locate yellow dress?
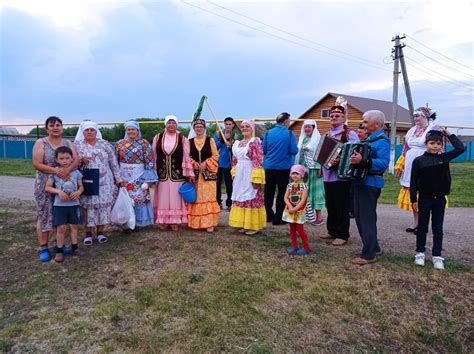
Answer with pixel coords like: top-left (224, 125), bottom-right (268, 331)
top-left (228, 138), bottom-right (266, 231)
top-left (187, 136), bottom-right (221, 229)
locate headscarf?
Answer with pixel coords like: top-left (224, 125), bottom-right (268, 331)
top-left (164, 115), bottom-right (178, 125)
top-left (295, 119), bottom-right (321, 166)
top-left (413, 106), bottom-right (436, 120)
top-left (290, 164), bottom-right (306, 177)
top-left (124, 120), bottom-right (141, 139)
top-left (74, 120), bottom-right (102, 142)
top-left (240, 119), bottom-right (255, 131)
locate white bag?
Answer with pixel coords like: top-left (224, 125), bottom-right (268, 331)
top-left (110, 187), bottom-right (136, 230)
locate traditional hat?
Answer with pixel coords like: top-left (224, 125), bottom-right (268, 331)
top-left (414, 106), bottom-right (436, 120)
top-left (193, 118), bottom-right (206, 127)
top-left (330, 105), bottom-right (345, 115)
top-left (290, 164), bottom-right (306, 176)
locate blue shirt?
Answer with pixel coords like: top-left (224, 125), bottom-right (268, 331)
top-left (357, 130), bottom-right (390, 188)
top-left (262, 124), bottom-right (298, 169)
top-left (214, 131), bottom-right (236, 169)
top-left (49, 170), bottom-right (83, 206)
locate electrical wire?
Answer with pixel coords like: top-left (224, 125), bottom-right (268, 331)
top-left (405, 33), bottom-right (474, 71)
top-left (405, 56), bottom-right (473, 89)
top-left (180, 0), bottom-right (392, 72)
top-left (206, 0), bottom-right (388, 70)
top-left (405, 44), bottom-right (474, 80)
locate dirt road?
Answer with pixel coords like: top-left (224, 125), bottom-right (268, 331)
top-left (0, 175), bottom-right (472, 263)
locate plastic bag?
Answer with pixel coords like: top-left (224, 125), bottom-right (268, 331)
top-left (110, 187), bottom-right (136, 230)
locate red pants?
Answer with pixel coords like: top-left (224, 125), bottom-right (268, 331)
top-left (289, 223), bottom-right (309, 250)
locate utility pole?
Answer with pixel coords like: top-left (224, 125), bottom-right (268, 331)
top-left (398, 38), bottom-right (415, 124)
top-left (389, 34), bottom-right (401, 174)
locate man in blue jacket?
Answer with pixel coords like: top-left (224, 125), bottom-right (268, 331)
top-left (262, 112), bottom-right (299, 225)
top-left (349, 110), bottom-right (390, 265)
top-left (213, 117), bottom-right (240, 210)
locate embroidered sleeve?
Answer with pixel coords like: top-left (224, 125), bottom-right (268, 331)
top-left (206, 138), bottom-right (219, 174)
top-left (105, 141), bottom-right (122, 183)
top-left (182, 136), bottom-right (194, 177)
top-left (247, 139), bottom-right (263, 168)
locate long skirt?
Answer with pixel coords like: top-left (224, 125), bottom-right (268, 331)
top-left (187, 175), bottom-right (220, 229)
top-left (153, 180), bottom-right (188, 224)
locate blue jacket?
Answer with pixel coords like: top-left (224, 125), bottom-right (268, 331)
top-left (213, 131), bottom-right (233, 168)
top-left (262, 124), bottom-right (298, 169)
top-left (357, 130), bottom-right (390, 188)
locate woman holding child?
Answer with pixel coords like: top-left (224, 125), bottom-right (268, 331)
top-left (32, 116), bottom-right (79, 262)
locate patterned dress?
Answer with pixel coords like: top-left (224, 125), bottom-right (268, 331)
top-left (115, 138), bottom-right (158, 227)
top-left (298, 135), bottom-right (325, 214)
top-left (229, 138), bottom-right (266, 231)
top-left (187, 136), bottom-right (221, 229)
top-left (75, 139), bottom-right (122, 227)
top-left (34, 138), bottom-right (73, 232)
top-left (282, 181), bottom-right (308, 224)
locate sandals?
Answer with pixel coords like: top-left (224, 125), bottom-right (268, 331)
top-left (83, 236), bottom-right (93, 246)
top-left (96, 234), bottom-right (108, 244)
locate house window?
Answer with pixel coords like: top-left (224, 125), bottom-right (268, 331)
top-left (321, 109), bottom-right (330, 118)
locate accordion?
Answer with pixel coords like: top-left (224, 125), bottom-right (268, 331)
top-left (314, 136), bottom-right (344, 169)
top-left (337, 143), bottom-right (371, 181)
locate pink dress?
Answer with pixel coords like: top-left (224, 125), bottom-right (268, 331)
top-left (152, 132), bottom-right (193, 224)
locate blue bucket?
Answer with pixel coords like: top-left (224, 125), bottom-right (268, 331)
top-left (178, 182), bottom-right (196, 203)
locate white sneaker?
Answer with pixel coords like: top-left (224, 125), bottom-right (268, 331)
top-left (432, 256), bottom-right (445, 270)
top-left (414, 252), bottom-right (425, 266)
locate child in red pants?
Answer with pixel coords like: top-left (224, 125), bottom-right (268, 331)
top-left (283, 164), bottom-right (311, 255)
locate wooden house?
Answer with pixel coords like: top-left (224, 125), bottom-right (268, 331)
top-left (290, 92), bottom-right (413, 142)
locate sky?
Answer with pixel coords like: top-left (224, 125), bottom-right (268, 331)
top-left (1, 0), bottom-right (473, 134)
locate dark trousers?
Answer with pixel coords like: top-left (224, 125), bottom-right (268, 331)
top-left (264, 169), bottom-right (290, 223)
top-left (324, 181), bottom-right (351, 240)
top-left (354, 184), bottom-right (381, 260)
top-left (216, 167), bottom-right (233, 208)
top-left (416, 195), bottom-right (446, 257)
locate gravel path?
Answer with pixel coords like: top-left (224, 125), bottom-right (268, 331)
top-left (1, 175), bottom-right (472, 264)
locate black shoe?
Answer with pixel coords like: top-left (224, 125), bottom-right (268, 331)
top-left (272, 220), bottom-right (288, 226)
top-left (406, 227), bottom-right (417, 233)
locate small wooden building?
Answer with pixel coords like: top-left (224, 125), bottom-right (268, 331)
top-left (290, 92), bottom-right (412, 141)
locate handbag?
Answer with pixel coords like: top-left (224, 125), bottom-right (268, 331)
top-left (82, 168), bottom-right (99, 196)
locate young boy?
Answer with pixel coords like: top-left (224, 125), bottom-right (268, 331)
top-left (410, 129), bottom-right (465, 269)
top-left (45, 146), bottom-right (85, 263)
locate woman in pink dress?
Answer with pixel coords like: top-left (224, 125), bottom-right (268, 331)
top-left (152, 115), bottom-right (194, 231)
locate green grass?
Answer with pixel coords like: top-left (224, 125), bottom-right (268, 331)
top-left (379, 161), bottom-right (474, 207)
top-left (0, 158), bottom-right (35, 177)
top-left (0, 199), bottom-right (472, 352)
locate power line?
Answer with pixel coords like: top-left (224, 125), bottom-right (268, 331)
top-left (405, 33), bottom-right (474, 71)
top-left (405, 44), bottom-right (474, 80)
top-left (207, 0), bottom-right (388, 70)
top-left (181, 0), bottom-right (392, 72)
top-left (405, 56), bottom-right (473, 89)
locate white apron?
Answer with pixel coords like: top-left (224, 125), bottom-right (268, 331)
top-left (231, 138), bottom-right (257, 202)
top-left (400, 124), bottom-right (433, 187)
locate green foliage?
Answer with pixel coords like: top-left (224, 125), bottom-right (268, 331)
top-left (27, 127), bottom-right (47, 136)
top-left (264, 122), bottom-right (276, 130)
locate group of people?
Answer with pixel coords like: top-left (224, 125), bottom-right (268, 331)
top-left (32, 102), bottom-right (465, 269)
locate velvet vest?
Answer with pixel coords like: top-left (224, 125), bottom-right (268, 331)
top-left (155, 133), bottom-right (184, 182)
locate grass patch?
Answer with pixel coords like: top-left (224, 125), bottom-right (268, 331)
top-left (378, 161), bottom-right (473, 207)
top-left (0, 158), bottom-right (35, 177)
top-left (0, 200), bottom-right (472, 352)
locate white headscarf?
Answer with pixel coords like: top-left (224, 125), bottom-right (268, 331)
top-left (295, 119), bottom-right (321, 168)
top-left (164, 115), bottom-right (178, 125)
top-left (74, 120), bottom-right (103, 142)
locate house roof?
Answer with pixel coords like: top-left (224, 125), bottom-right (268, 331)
top-left (300, 92), bottom-right (413, 124)
top-left (0, 127), bottom-right (20, 135)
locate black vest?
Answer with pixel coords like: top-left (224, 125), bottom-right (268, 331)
top-left (155, 133), bottom-right (184, 182)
